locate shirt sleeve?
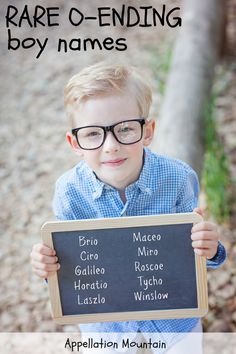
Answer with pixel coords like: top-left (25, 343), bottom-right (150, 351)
top-left (52, 179), bottom-right (75, 220)
top-left (176, 167), bottom-right (200, 213)
top-left (206, 241), bottom-right (227, 269)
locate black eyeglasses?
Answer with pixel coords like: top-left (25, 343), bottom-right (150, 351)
top-left (72, 118), bottom-right (146, 150)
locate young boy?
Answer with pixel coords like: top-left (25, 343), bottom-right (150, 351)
top-left (31, 62), bottom-right (226, 353)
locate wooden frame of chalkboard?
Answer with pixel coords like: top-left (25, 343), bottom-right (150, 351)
top-left (41, 212), bottom-right (208, 325)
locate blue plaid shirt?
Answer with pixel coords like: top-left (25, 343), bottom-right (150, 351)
top-left (53, 148), bottom-right (226, 336)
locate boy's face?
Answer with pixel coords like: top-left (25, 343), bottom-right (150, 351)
top-left (67, 93), bottom-right (155, 190)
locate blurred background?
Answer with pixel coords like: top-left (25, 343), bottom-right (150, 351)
top-left (0, 0), bottom-right (236, 337)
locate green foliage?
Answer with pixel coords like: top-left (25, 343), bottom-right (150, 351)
top-left (202, 96), bottom-right (230, 223)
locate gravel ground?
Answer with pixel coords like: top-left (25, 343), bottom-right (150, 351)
top-left (0, 0), bottom-right (235, 344)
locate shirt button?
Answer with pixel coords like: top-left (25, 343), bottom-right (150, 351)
top-left (92, 191), bottom-right (100, 198)
top-left (145, 188), bottom-right (151, 193)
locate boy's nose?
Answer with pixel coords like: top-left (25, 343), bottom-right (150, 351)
top-left (103, 131), bottom-right (120, 153)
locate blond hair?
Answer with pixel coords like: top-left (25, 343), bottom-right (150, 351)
top-left (64, 62), bottom-right (152, 126)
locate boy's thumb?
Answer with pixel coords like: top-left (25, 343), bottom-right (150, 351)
top-left (193, 207), bottom-right (204, 217)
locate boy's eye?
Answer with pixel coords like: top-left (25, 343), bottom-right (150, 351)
top-left (79, 128), bottom-right (103, 139)
top-left (86, 131), bottom-right (101, 137)
top-left (118, 126), bottom-right (133, 133)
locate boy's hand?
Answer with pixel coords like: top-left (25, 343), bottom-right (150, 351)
top-left (191, 208), bottom-right (219, 259)
top-left (30, 243), bottom-right (60, 278)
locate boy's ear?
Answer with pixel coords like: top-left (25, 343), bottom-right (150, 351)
top-left (66, 132), bottom-right (84, 157)
top-left (143, 119), bottom-right (156, 146)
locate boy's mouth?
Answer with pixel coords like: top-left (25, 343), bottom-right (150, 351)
top-left (102, 158), bottom-right (127, 167)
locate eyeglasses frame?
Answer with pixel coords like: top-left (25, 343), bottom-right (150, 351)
top-left (71, 118), bottom-right (146, 150)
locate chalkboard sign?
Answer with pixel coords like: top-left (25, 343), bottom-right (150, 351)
top-left (41, 213), bottom-right (208, 324)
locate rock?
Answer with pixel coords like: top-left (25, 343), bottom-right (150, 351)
top-left (208, 271), bottom-right (230, 292)
top-left (36, 320), bottom-right (58, 332)
top-left (63, 325), bottom-right (80, 332)
top-left (215, 284), bottom-right (235, 300)
top-left (232, 312), bottom-right (236, 323)
top-left (208, 319), bottom-right (231, 332)
top-left (208, 295), bottom-right (217, 307)
top-left (0, 312), bottom-right (15, 329)
top-left (231, 275), bottom-right (236, 287)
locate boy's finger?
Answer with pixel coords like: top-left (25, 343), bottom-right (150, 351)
top-left (31, 260), bottom-right (60, 271)
top-left (193, 207), bottom-right (204, 217)
top-left (191, 230), bottom-right (219, 241)
top-left (31, 251), bottom-right (58, 264)
top-left (192, 240), bottom-right (216, 249)
top-left (33, 243), bottom-right (56, 256)
top-left (191, 221), bottom-right (217, 233)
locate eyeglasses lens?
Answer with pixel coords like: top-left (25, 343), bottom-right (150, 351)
top-left (75, 120), bottom-right (143, 150)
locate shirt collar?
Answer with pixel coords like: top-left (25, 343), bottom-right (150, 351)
top-left (85, 147), bottom-right (159, 200)
top-left (87, 168), bottom-right (106, 200)
top-left (126, 147), bottom-right (155, 195)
